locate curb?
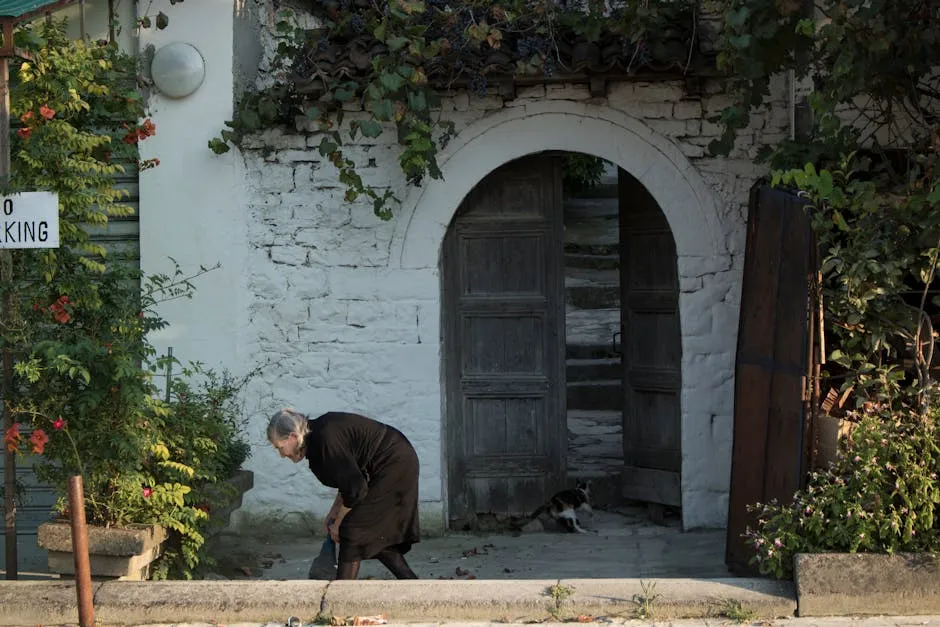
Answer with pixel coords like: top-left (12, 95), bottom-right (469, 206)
top-left (794, 553), bottom-right (940, 616)
top-left (0, 578), bottom-right (794, 626)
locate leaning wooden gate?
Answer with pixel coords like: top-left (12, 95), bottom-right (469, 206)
top-left (726, 185), bottom-right (820, 574)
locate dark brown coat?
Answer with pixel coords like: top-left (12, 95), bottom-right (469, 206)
top-left (305, 412), bottom-right (420, 562)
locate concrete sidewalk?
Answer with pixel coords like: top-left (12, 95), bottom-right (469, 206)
top-left (0, 578), bottom-right (796, 626)
top-left (205, 509), bottom-right (730, 581)
top-left (138, 619), bottom-right (940, 627)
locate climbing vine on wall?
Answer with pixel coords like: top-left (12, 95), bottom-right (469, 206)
top-left (714, 0), bottom-right (940, 403)
top-left (208, 0), bottom-right (701, 219)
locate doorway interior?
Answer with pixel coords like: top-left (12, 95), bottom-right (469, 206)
top-left (442, 152), bottom-right (682, 530)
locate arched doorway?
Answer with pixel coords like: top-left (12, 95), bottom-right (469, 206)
top-left (391, 101), bottom-right (733, 529)
top-left (441, 152), bottom-right (682, 526)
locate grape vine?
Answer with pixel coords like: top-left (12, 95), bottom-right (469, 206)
top-left (208, 0), bottom-right (702, 219)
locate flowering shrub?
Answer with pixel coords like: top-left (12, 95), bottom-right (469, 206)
top-left (746, 400), bottom-right (940, 579)
top-left (0, 19), bottom-right (252, 579)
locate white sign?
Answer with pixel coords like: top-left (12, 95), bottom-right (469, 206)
top-left (0, 191), bottom-right (60, 249)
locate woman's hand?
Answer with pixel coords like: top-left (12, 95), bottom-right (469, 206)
top-left (328, 517), bottom-right (341, 543)
top-left (324, 493), bottom-right (343, 535)
top-left (328, 504), bottom-right (352, 543)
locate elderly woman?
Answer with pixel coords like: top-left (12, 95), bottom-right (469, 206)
top-left (267, 408), bottom-right (421, 580)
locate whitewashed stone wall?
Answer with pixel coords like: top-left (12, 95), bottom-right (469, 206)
top-left (231, 82), bottom-right (787, 529)
top-left (227, 65), bottom-right (790, 533)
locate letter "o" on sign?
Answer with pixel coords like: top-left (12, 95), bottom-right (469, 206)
top-left (3, 199), bottom-right (11, 216)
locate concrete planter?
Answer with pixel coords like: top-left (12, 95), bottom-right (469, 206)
top-left (36, 469), bottom-right (254, 580)
top-left (203, 469), bottom-right (254, 540)
top-left (37, 522), bottom-right (168, 581)
top-left (794, 552), bottom-right (940, 616)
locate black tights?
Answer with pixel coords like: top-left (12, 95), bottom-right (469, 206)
top-left (336, 549), bottom-right (418, 580)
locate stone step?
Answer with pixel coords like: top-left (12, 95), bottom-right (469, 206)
top-left (565, 253), bottom-right (620, 270)
top-left (563, 195), bottom-right (619, 218)
top-left (565, 266), bottom-right (619, 285)
top-left (566, 357), bottom-right (622, 382)
top-left (564, 242), bottom-right (619, 256)
top-left (567, 284), bottom-right (620, 309)
top-left (565, 181), bottom-right (619, 200)
top-left (566, 308), bottom-right (620, 347)
top-left (566, 343), bottom-right (619, 360)
top-left (567, 379), bottom-right (623, 411)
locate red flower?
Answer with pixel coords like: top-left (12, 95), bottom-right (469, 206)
top-left (122, 131), bottom-right (139, 145)
top-left (17, 128), bottom-right (31, 140)
top-left (142, 487), bottom-right (153, 498)
top-left (138, 157), bottom-right (160, 171)
top-left (139, 118), bottom-right (156, 138)
top-left (53, 417), bottom-right (66, 431)
top-left (29, 429), bottom-right (49, 455)
top-left (39, 105), bottom-right (55, 120)
top-left (3, 423), bottom-right (22, 453)
top-left (19, 111), bottom-right (33, 123)
top-left (49, 295), bottom-right (71, 324)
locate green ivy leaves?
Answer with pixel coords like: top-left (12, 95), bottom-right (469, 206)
top-left (208, 1), bottom-right (691, 219)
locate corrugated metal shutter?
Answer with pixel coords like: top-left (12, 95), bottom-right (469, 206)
top-left (1, 166), bottom-right (139, 548)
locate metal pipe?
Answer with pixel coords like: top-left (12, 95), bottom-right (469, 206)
top-left (67, 475), bottom-right (95, 627)
top-left (78, 0), bottom-right (86, 40)
top-left (107, 0), bottom-right (115, 43)
top-left (1, 24), bottom-right (17, 579)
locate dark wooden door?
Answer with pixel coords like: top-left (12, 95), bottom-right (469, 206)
top-left (726, 185), bottom-right (816, 574)
top-left (443, 155), bottom-right (566, 524)
top-left (618, 170), bottom-right (682, 508)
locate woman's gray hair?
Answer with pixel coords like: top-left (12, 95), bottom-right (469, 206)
top-left (267, 408), bottom-right (310, 443)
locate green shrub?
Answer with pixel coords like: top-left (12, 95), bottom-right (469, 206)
top-left (746, 399), bottom-right (940, 579)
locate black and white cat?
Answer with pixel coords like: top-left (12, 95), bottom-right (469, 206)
top-left (529, 480), bottom-right (595, 534)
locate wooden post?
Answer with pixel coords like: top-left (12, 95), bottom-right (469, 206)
top-left (1, 17), bottom-right (17, 580)
top-left (67, 475), bottom-right (95, 627)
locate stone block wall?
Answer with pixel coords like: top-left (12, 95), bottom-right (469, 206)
top-left (230, 5), bottom-right (791, 533)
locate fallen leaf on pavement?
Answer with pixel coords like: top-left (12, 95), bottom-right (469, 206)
top-left (238, 566), bottom-right (253, 577)
top-left (352, 614), bottom-right (388, 625)
top-left (577, 615), bottom-right (594, 622)
top-left (455, 566), bottom-right (470, 576)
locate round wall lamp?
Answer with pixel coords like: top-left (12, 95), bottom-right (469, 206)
top-left (150, 42), bottom-right (206, 99)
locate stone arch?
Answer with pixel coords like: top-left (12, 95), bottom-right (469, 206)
top-left (389, 100), bottom-right (734, 530)
top-left (389, 100), bottom-right (728, 270)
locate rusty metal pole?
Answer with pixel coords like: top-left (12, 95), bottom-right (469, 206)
top-left (67, 475), bottom-right (94, 627)
top-left (1, 18), bottom-right (17, 581)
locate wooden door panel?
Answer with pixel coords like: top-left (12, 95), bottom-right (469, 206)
top-left (461, 233), bottom-right (545, 295)
top-left (461, 315), bottom-right (546, 374)
top-left (619, 169), bottom-right (682, 508)
top-left (725, 185), bottom-right (816, 574)
top-left (444, 155), bottom-right (566, 523)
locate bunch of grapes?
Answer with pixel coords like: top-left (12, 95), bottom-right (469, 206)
top-left (516, 36), bottom-right (550, 59)
top-left (543, 55), bottom-right (556, 77)
top-left (349, 14), bottom-right (366, 34)
top-left (468, 72), bottom-right (488, 97)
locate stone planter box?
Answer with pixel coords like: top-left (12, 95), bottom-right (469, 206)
top-left (794, 553), bottom-right (940, 616)
top-left (203, 469), bottom-right (254, 540)
top-left (37, 469), bottom-right (254, 580)
top-left (38, 522), bottom-right (168, 581)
